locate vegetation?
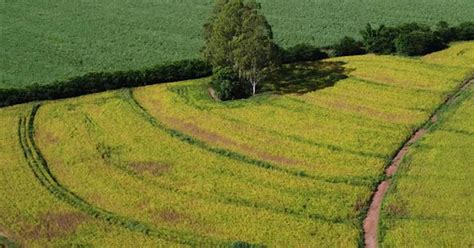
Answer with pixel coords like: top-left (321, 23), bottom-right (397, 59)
top-left (361, 22), bottom-right (473, 55)
top-left (203, 0), bottom-right (278, 98)
top-left (380, 83), bottom-right (474, 246)
top-left (0, 39), bottom-right (472, 246)
top-left (279, 44), bottom-right (328, 63)
top-left (2, 0), bottom-right (473, 88)
top-left (0, 59), bottom-right (211, 107)
top-left (332, 37), bottom-right (366, 57)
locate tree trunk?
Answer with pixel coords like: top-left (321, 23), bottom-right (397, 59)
top-left (252, 82), bottom-right (256, 95)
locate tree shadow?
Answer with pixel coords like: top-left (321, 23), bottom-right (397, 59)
top-left (261, 61), bottom-right (352, 95)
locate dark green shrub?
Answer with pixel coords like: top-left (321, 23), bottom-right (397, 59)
top-left (332, 36), bottom-right (366, 56)
top-left (361, 24), bottom-right (399, 54)
top-left (230, 241), bottom-right (265, 248)
top-left (210, 67), bottom-right (251, 101)
top-left (395, 31), bottom-right (445, 56)
top-left (280, 43), bottom-right (328, 63)
top-left (457, 21), bottom-right (474, 40)
top-left (435, 21), bottom-right (459, 42)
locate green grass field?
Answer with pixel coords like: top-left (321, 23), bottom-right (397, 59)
top-left (380, 82), bottom-right (474, 246)
top-left (1, 0), bottom-right (473, 88)
top-left (0, 43), bottom-right (472, 246)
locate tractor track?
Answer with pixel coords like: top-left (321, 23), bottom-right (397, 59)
top-left (17, 103), bottom-right (234, 247)
top-left (363, 77), bottom-right (473, 248)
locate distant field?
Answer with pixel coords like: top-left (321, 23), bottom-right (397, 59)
top-left (1, 43), bottom-right (472, 246)
top-left (1, 0), bottom-right (473, 88)
top-left (380, 84), bottom-right (474, 246)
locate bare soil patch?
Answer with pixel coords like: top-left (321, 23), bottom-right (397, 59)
top-left (129, 162), bottom-right (172, 176)
top-left (166, 117), bottom-right (302, 166)
top-left (36, 130), bottom-right (59, 145)
top-left (21, 212), bottom-right (88, 240)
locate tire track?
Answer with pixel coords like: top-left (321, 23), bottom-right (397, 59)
top-left (363, 77), bottom-right (473, 248)
top-left (17, 103), bottom-right (238, 247)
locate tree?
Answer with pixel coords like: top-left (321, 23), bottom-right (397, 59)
top-left (361, 24), bottom-right (399, 54)
top-left (232, 1), bottom-right (277, 95)
top-left (435, 21), bottom-right (458, 42)
top-left (332, 36), bottom-right (366, 56)
top-left (395, 31), bottom-right (445, 56)
top-left (202, 0), bottom-right (277, 98)
top-left (457, 22), bottom-right (474, 40)
top-left (202, 0), bottom-right (245, 68)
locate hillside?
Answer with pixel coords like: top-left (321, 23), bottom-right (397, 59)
top-left (1, 0), bottom-right (473, 88)
top-left (380, 80), bottom-right (474, 246)
top-left (1, 42), bottom-right (472, 247)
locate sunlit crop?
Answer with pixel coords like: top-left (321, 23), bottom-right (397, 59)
top-left (0, 43), bottom-right (472, 246)
top-left (380, 86), bottom-right (474, 246)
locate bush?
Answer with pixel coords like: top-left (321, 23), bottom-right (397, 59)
top-left (0, 59), bottom-right (212, 107)
top-left (280, 43), bottom-right (328, 63)
top-left (395, 31), bottom-right (445, 56)
top-left (435, 21), bottom-right (459, 42)
top-left (210, 67), bottom-right (251, 101)
top-left (332, 36), bottom-right (366, 56)
top-left (457, 22), bottom-right (474, 40)
top-left (361, 24), bottom-right (399, 54)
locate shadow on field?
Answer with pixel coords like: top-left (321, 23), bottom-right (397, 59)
top-left (262, 61), bottom-right (351, 95)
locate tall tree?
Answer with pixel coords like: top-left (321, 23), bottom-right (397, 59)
top-left (202, 0), bottom-right (277, 97)
top-left (232, 1), bottom-right (276, 95)
top-left (202, 0), bottom-right (244, 68)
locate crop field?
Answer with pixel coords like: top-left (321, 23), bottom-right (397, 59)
top-left (0, 43), bottom-right (472, 246)
top-left (380, 84), bottom-right (474, 246)
top-left (1, 0), bottom-right (473, 88)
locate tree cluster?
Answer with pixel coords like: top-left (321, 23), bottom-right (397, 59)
top-left (360, 21), bottom-right (474, 56)
top-left (202, 0), bottom-right (278, 100)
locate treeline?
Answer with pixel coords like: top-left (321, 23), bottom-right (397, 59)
top-left (275, 21), bottom-right (473, 63)
top-left (360, 21), bottom-right (474, 56)
top-left (283, 21), bottom-right (474, 59)
top-left (0, 60), bottom-right (212, 107)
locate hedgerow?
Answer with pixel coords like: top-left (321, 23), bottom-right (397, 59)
top-left (0, 59), bottom-right (212, 107)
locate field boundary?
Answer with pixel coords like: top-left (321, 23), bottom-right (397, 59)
top-left (17, 103), bottom-right (235, 247)
top-left (363, 76), bottom-right (473, 248)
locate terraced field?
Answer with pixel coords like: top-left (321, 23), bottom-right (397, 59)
top-left (0, 42), bottom-right (472, 246)
top-left (380, 82), bottom-right (474, 246)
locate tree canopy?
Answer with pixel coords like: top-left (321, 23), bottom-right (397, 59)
top-left (202, 0), bottom-right (278, 98)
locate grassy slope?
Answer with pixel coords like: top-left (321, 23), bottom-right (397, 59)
top-left (1, 0), bottom-right (473, 88)
top-left (379, 81), bottom-right (474, 246)
top-left (0, 43), bottom-right (472, 247)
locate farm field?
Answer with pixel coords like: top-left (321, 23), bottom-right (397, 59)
top-left (1, 0), bottom-right (474, 88)
top-left (0, 42), bottom-right (472, 247)
top-left (380, 83), bottom-right (474, 246)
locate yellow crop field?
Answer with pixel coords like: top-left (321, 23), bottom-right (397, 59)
top-left (1, 42), bottom-right (472, 247)
top-left (380, 86), bottom-right (474, 246)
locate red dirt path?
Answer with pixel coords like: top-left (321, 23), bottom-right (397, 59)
top-left (363, 78), bottom-right (473, 248)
